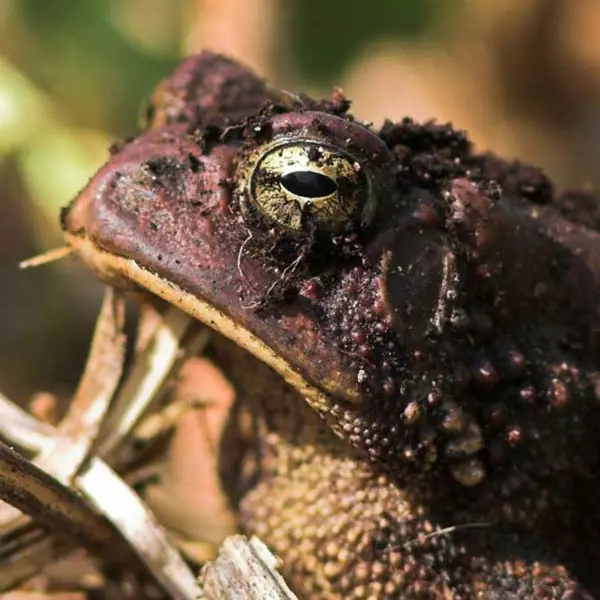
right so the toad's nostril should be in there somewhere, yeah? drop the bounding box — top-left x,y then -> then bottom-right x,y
280,170 -> 338,198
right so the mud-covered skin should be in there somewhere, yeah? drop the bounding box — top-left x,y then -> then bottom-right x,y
63,52 -> 600,598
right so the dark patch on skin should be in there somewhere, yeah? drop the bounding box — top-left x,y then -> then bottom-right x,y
188,152 -> 203,173
63,52 -> 600,598
195,123 -> 223,155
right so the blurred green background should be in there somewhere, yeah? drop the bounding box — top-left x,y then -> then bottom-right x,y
1,0 -> 599,403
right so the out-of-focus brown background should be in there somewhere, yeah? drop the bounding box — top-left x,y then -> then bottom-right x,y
1,0 -> 599,402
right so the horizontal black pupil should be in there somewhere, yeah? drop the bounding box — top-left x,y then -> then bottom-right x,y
280,171 -> 337,198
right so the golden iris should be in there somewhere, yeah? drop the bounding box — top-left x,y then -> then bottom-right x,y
247,140 -> 373,232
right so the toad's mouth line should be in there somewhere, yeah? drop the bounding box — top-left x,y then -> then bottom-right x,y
63,232 -> 334,413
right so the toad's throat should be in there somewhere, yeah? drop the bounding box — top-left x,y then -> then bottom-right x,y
64,232 -> 337,414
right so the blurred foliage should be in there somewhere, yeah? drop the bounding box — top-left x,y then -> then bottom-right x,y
286,0 -> 448,83
8,0 -> 183,134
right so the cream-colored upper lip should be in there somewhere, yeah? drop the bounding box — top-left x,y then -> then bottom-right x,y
64,232 -> 344,413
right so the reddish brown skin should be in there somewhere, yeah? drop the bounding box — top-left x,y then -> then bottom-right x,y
64,52 -> 600,598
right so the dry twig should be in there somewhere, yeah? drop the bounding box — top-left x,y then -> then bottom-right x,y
0,290 -> 203,598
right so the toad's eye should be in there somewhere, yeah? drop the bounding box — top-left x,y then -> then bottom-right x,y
245,141 -> 374,232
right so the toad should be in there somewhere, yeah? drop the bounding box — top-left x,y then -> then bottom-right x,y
62,52 -> 600,598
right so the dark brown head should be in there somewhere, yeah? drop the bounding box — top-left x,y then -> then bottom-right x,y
62,52 -> 600,489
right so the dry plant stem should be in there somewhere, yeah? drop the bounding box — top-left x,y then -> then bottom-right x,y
200,536 -> 297,600
0,399 -> 200,598
0,395 -> 67,585
35,287 -> 126,483
0,287 -> 127,585
0,393 -> 73,589
0,518 -> 45,557
77,458 -> 199,599
134,302 -> 164,355
97,305 -> 199,460
0,537 -> 73,590
18,246 -> 74,269
0,442 -> 134,566
0,336 -> 201,597
0,392 -> 56,533
0,393 -> 55,454
131,327 -> 213,443
0,506 -> 57,588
